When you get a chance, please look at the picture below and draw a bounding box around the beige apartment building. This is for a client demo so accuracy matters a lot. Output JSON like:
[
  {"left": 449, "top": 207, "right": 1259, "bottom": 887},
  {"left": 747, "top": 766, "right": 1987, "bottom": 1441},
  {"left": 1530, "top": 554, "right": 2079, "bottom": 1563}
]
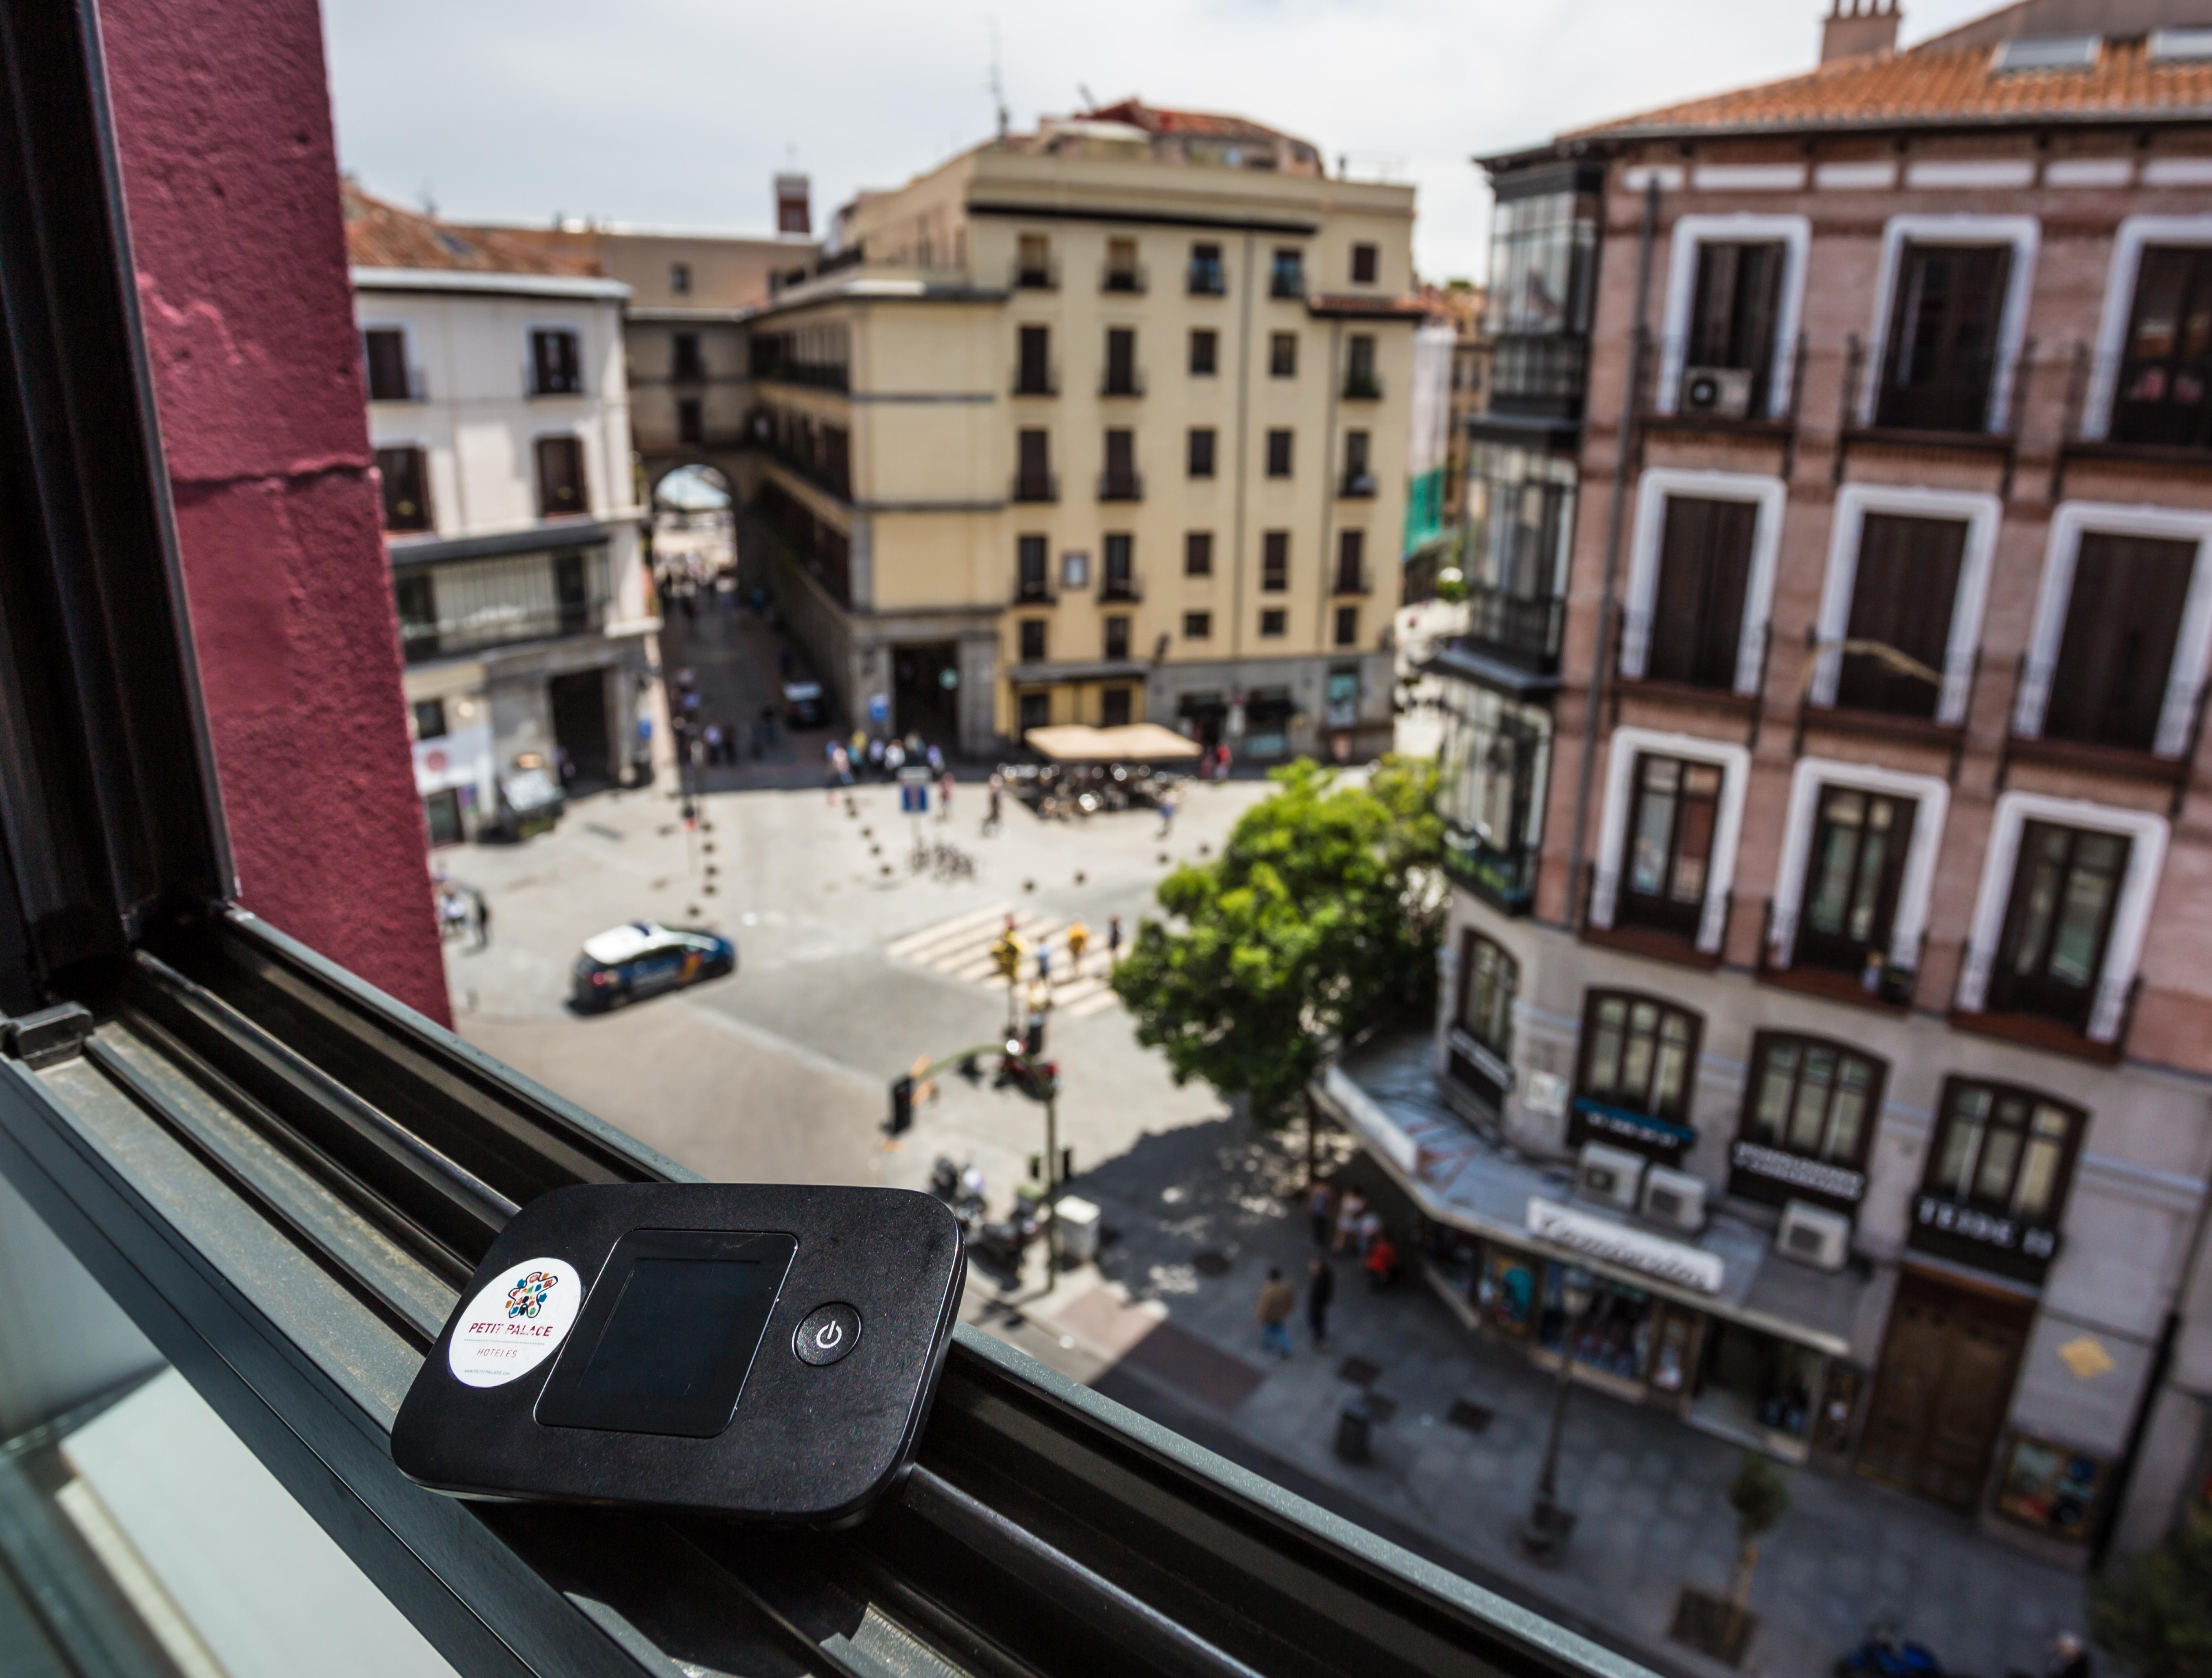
[
  {"left": 1326, "top": 0, "right": 2212, "bottom": 1566},
  {"left": 726, "top": 103, "right": 1421, "bottom": 757}
]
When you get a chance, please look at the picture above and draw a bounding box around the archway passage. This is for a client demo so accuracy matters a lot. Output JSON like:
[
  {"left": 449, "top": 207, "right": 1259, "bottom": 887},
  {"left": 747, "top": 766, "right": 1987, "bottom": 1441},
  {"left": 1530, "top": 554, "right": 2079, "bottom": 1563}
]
[
  {"left": 650, "top": 463, "right": 735, "bottom": 582},
  {"left": 891, "top": 641, "right": 961, "bottom": 750}
]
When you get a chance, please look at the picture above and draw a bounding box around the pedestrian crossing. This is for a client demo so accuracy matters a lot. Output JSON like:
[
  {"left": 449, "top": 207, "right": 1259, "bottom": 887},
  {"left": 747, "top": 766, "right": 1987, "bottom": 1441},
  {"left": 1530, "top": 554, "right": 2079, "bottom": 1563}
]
[{"left": 884, "top": 903, "right": 1124, "bottom": 1020}]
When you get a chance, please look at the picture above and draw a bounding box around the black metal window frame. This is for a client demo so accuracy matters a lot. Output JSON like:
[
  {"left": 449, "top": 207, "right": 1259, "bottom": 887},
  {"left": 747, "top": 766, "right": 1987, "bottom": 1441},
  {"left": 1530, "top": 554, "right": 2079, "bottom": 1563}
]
[{"left": 0, "top": 9, "right": 1655, "bottom": 1677}]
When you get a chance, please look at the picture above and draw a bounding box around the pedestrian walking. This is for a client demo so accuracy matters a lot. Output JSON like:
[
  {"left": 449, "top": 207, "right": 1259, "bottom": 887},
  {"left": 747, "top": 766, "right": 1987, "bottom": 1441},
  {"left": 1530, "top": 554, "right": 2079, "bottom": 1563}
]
[
  {"left": 1334, "top": 1187, "right": 1367, "bottom": 1255},
  {"left": 473, "top": 892, "right": 492, "bottom": 951},
  {"left": 867, "top": 737, "right": 884, "bottom": 775},
  {"left": 1255, "top": 1267, "right": 1296, "bottom": 1360},
  {"left": 703, "top": 722, "right": 723, "bottom": 766},
  {"left": 985, "top": 777, "right": 1003, "bottom": 835},
  {"left": 1363, "top": 1232, "right": 1400, "bottom": 1289},
  {"left": 1306, "top": 1179, "right": 1336, "bottom": 1246},
  {"left": 938, "top": 770, "right": 954, "bottom": 821},
  {"left": 884, "top": 739, "right": 906, "bottom": 775},
  {"left": 1107, "top": 914, "right": 1123, "bottom": 966},
  {"left": 1065, "top": 920, "right": 1089, "bottom": 974},
  {"left": 1305, "top": 1257, "right": 1334, "bottom": 1349},
  {"left": 850, "top": 727, "right": 867, "bottom": 764},
  {"left": 926, "top": 742, "right": 945, "bottom": 775},
  {"left": 826, "top": 744, "right": 849, "bottom": 801},
  {"left": 1036, "top": 943, "right": 1052, "bottom": 987},
  {"left": 1156, "top": 790, "right": 1177, "bottom": 839},
  {"left": 1356, "top": 1206, "right": 1384, "bottom": 1258}
]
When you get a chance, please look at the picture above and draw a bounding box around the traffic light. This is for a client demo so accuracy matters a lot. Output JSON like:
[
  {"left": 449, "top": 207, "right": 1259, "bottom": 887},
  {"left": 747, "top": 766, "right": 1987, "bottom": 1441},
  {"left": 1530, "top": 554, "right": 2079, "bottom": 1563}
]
[{"left": 888, "top": 1074, "right": 914, "bottom": 1134}]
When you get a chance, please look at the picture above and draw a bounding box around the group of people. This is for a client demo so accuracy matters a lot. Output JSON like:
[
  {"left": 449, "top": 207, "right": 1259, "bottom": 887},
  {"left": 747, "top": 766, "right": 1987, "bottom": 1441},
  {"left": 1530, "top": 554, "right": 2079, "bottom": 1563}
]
[
  {"left": 668, "top": 666, "right": 779, "bottom": 771},
  {"left": 1024, "top": 913, "right": 1124, "bottom": 987},
  {"left": 1255, "top": 1176, "right": 1409, "bottom": 1357}
]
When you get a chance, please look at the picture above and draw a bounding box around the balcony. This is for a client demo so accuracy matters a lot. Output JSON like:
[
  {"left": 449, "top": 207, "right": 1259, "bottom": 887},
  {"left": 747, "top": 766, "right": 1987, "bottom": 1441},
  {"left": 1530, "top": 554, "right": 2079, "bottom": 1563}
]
[
  {"left": 1949, "top": 938, "right": 2139, "bottom": 1065},
  {"left": 1578, "top": 863, "right": 1732, "bottom": 971},
  {"left": 1098, "top": 470, "right": 1143, "bottom": 503},
  {"left": 1186, "top": 262, "right": 1226, "bottom": 297},
  {"left": 1329, "top": 566, "right": 1371, "bottom": 597},
  {"left": 1755, "top": 899, "right": 1920, "bottom": 1014},
  {"left": 1012, "top": 256, "right": 1058, "bottom": 291},
  {"left": 1099, "top": 573, "right": 1142, "bottom": 604},
  {"left": 1012, "top": 573, "right": 1056, "bottom": 606},
  {"left": 2001, "top": 652, "right": 2205, "bottom": 798},
  {"left": 1338, "top": 469, "right": 1377, "bottom": 499},
  {"left": 1011, "top": 469, "right": 1058, "bottom": 504},
  {"left": 750, "top": 355, "right": 851, "bottom": 393},
  {"left": 1458, "top": 583, "right": 1563, "bottom": 674},
  {"left": 1444, "top": 826, "right": 1537, "bottom": 914},
  {"left": 2052, "top": 341, "right": 2212, "bottom": 497},
  {"left": 1489, "top": 332, "right": 1589, "bottom": 422},
  {"left": 1342, "top": 370, "right": 1383, "bottom": 402},
  {"left": 1269, "top": 267, "right": 1305, "bottom": 301},
  {"left": 1099, "top": 368, "right": 1145, "bottom": 398},
  {"left": 1011, "top": 363, "right": 1058, "bottom": 397},
  {"left": 1100, "top": 263, "right": 1147, "bottom": 295}
]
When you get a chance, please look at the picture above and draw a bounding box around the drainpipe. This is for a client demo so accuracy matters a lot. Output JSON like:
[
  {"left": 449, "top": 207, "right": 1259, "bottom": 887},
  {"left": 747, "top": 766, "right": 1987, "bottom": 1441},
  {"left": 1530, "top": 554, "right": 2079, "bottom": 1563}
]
[{"left": 1564, "top": 176, "right": 1660, "bottom": 930}]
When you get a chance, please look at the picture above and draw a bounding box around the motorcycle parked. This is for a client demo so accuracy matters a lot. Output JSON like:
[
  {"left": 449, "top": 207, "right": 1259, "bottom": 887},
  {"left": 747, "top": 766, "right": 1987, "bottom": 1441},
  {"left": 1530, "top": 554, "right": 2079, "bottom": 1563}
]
[{"left": 1836, "top": 1622, "right": 1960, "bottom": 1678}]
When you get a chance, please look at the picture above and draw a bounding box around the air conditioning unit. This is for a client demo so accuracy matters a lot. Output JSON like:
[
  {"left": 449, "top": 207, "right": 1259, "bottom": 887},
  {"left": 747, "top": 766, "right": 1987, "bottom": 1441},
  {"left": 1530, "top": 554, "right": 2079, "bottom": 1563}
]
[
  {"left": 1641, "top": 1166, "right": 1708, "bottom": 1234},
  {"left": 1777, "top": 1199, "right": 1853, "bottom": 1272},
  {"left": 1575, "top": 1143, "right": 1646, "bottom": 1214},
  {"left": 1681, "top": 365, "right": 1754, "bottom": 420}
]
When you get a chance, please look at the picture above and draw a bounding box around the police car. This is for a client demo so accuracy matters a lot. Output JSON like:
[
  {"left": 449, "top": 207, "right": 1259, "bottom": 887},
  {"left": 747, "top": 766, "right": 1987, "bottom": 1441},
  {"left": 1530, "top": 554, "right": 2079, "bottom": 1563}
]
[{"left": 571, "top": 921, "right": 736, "bottom": 1011}]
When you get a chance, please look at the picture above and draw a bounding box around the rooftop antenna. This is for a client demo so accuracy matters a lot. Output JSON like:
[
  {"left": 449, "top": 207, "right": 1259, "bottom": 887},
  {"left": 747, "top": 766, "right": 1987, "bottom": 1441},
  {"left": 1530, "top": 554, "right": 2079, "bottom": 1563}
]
[
  {"left": 987, "top": 17, "right": 1009, "bottom": 139},
  {"left": 1077, "top": 81, "right": 1097, "bottom": 111},
  {"left": 419, "top": 180, "right": 437, "bottom": 217}
]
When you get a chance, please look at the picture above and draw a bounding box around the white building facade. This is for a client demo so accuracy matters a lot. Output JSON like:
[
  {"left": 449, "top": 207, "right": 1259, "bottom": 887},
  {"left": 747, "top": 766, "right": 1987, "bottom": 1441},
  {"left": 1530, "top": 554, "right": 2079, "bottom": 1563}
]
[{"left": 353, "top": 264, "right": 661, "bottom": 841}]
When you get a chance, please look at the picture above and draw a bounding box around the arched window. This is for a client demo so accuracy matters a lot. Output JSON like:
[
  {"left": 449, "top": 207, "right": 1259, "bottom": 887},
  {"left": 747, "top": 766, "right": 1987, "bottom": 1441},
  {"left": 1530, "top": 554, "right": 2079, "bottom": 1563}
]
[{"left": 1729, "top": 1032, "right": 1886, "bottom": 1210}]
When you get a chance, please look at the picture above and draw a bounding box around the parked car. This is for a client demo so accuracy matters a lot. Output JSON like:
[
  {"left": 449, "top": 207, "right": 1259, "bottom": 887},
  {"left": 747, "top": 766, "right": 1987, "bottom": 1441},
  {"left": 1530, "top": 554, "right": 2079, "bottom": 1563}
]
[
  {"left": 783, "top": 681, "right": 828, "bottom": 728},
  {"left": 571, "top": 921, "right": 735, "bottom": 1011}
]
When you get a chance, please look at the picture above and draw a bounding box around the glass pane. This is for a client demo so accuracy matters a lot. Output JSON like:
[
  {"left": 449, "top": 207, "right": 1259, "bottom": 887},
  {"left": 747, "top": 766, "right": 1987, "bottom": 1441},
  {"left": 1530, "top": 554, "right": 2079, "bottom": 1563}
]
[
  {"left": 1827, "top": 1083, "right": 1866, "bottom": 1163},
  {"left": 1620, "top": 1013, "right": 1656, "bottom": 1099},
  {"left": 1669, "top": 791, "right": 1715, "bottom": 904},
  {"left": 1750, "top": 1040, "right": 1798, "bottom": 1145},
  {"left": 1587, "top": 998, "right": 1625, "bottom": 1092},
  {"left": 2008, "top": 837, "right": 2066, "bottom": 977},
  {"left": 1806, "top": 823, "right": 1859, "bottom": 935},
  {"left": 2048, "top": 862, "right": 2118, "bottom": 986},
  {"left": 1975, "top": 1126, "right": 2023, "bottom": 1205},
  {"left": 1935, "top": 1085, "right": 1990, "bottom": 1193},
  {"left": 1651, "top": 1016, "right": 1689, "bottom": 1114},
  {"left": 1788, "top": 1047, "right": 1835, "bottom": 1151},
  {"left": 2015, "top": 1136, "right": 2063, "bottom": 1221},
  {"left": 1629, "top": 781, "right": 1676, "bottom": 897},
  {"left": 1847, "top": 827, "right": 1890, "bottom": 944}
]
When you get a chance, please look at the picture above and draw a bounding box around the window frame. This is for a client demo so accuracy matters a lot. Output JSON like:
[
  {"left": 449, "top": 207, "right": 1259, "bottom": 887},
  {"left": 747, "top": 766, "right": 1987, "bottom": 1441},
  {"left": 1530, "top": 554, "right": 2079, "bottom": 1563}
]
[
  {"left": 532, "top": 432, "right": 588, "bottom": 519},
  {"left": 1653, "top": 215, "right": 1809, "bottom": 421},
  {"left": 1767, "top": 757, "right": 1948, "bottom": 980},
  {"left": 1859, "top": 215, "right": 2039, "bottom": 433},
  {"left": 1186, "top": 427, "right": 1216, "bottom": 479},
  {"left": 1265, "top": 428, "right": 1293, "bottom": 478},
  {"left": 1182, "top": 610, "right": 1211, "bottom": 640},
  {"left": 1809, "top": 484, "right": 1999, "bottom": 725},
  {"left": 1912, "top": 1077, "right": 2085, "bottom": 1275},
  {"left": 2081, "top": 214, "right": 2212, "bottom": 441},
  {"left": 360, "top": 324, "right": 413, "bottom": 402},
  {"left": 1570, "top": 988, "right": 1703, "bottom": 1156},
  {"left": 1183, "top": 531, "right": 1213, "bottom": 577},
  {"left": 1332, "top": 605, "right": 1359, "bottom": 648},
  {"left": 1258, "top": 608, "right": 1287, "bottom": 638},
  {"left": 2013, "top": 500, "right": 2212, "bottom": 758},
  {"left": 0, "top": 20, "right": 1649, "bottom": 1673},
  {"left": 1729, "top": 1030, "right": 1885, "bottom": 1210},
  {"left": 528, "top": 325, "right": 585, "bottom": 397},
  {"left": 1017, "top": 618, "right": 1048, "bottom": 664},
  {"left": 1260, "top": 530, "right": 1289, "bottom": 593},
  {"left": 1619, "top": 468, "right": 1784, "bottom": 698},
  {"left": 1269, "top": 332, "right": 1297, "bottom": 378},
  {"left": 1350, "top": 242, "right": 1379, "bottom": 285},
  {"left": 1589, "top": 727, "right": 1748, "bottom": 954},
  {"left": 374, "top": 443, "right": 433, "bottom": 533},
  {"left": 1187, "top": 328, "right": 1217, "bottom": 376}
]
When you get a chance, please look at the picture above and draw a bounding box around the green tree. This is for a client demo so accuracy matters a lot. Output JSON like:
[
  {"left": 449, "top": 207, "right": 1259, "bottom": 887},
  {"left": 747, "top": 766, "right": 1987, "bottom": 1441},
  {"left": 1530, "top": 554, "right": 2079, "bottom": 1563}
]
[
  {"left": 1725, "top": 1452, "right": 1791, "bottom": 1616},
  {"left": 2092, "top": 1507, "right": 2212, "bottom": 1678},
  {"left": 1110, "top": 756, "right": 1444, "bottom": 1126}
]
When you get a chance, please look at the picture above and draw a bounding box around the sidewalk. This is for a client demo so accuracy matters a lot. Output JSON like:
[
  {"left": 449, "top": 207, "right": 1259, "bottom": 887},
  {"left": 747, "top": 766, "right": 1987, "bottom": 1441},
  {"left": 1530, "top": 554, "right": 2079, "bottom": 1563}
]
[{"left": 965, "top": 1113, "right": 2087, "bottom": 1678}]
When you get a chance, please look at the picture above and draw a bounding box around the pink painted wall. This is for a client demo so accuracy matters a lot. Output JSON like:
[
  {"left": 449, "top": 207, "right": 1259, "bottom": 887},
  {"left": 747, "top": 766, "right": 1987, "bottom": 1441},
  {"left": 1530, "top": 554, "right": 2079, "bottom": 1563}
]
[{"left": 98, "top": 0, "right": 452, "bottom": 1024}]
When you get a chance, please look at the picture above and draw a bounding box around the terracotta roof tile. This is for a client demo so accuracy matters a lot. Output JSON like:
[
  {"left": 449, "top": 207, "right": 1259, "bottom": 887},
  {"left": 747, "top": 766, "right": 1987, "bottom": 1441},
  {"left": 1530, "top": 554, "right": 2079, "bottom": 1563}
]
[
  {"left": 342, "top": 185, "right": 601, "bottom": 277},
  {"left": 1570, "top": 34, "right": 2212, "bottom": 139}
]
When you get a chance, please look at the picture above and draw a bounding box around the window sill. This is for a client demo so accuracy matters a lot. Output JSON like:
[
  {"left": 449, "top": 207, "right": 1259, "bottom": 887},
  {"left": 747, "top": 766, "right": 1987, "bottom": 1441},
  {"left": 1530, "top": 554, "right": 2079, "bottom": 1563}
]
[
  {"left": 1613, "top": 676, "right": 1756, "bottom": 717},
  {"left": 1580, "top": 919, "right": 1724, "bottom": 971},
  {"left": 1799, "top": 706, "right": 1963, "bottom": 753},
  {"left": 2001, "top": 733, "right": 2188, "bottom": 786},
  {"left": 1757, "top": 959, "right": 1912, "bottom": 1015},
  {"left": 1946, "top": 1005, "right": 2121, "bottom": 1065}
]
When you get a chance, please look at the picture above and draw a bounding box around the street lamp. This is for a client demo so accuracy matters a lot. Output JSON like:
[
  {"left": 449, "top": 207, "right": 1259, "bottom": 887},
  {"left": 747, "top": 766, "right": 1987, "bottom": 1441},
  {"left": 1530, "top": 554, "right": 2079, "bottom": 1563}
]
[{"left": 1521, "top": 1266, "right": 1597, "bottom": 1561}]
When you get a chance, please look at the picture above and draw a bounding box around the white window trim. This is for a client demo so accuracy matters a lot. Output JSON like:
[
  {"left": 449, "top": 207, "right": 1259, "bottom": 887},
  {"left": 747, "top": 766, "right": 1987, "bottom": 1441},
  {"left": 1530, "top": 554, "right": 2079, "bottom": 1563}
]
[
  {"left": 1590, "top": 726, "right": 1751, "bottom": 954},
  {"left": 1620, "top": 469, "right": 1785, "bottom": 697},
  {"left": 1861, "top": 215, "right": 2040, "bottom": 431},
  {"left": 1809, "top": 483, "right": 2001, "bottom": 724},
  {"left": 2012, "top": 501, "right": 2212, "bottom": 757},
  {"left": 1654, "top": 215, "right": 1810, "bottom": 420},
  {"left": 2080, "top": 215, "right": 2212, "bottom": 441},
  {"left": 1957, "top": 792, "right": 2168, "bottom": 1042},
  {"left": 1766, "top": 757, "right": 1950, "bottom": 971},
  {"left": 357, "top": 319, "right": 421, "bottom": 402}
]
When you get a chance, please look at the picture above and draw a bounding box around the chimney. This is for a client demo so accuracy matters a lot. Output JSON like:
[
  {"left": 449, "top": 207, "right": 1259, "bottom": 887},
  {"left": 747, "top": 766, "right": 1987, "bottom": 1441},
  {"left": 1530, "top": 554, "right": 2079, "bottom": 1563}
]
[
  {"left": 1821, "top": 0, "right": 1901, "bottom": 64},
  {"left": 774, "top": 173, "right": 811, "bottom": 237}
]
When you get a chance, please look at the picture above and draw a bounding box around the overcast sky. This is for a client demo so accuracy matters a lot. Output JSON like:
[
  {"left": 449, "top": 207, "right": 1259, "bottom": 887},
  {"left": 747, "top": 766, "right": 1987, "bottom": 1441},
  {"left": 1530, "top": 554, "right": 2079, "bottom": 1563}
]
[{"left": 322, "top": 0, "right": 2001, "bottom": 282}]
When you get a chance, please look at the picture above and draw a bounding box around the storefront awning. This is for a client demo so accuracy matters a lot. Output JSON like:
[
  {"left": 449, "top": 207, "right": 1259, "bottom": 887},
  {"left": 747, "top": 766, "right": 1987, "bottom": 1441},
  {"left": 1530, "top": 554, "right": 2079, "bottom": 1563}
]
[{"left": 1025, "top": 723, "right": 1204, "bottom": 762}]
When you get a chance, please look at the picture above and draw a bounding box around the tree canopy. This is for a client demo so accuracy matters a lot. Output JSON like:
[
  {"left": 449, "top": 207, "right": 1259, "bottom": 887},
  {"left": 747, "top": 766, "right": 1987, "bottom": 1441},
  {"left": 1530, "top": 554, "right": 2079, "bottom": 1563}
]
[
  {"left": 2092, "top": 1507, "right": 2212, "bottom": 1678},
  {"left": 1110, "top": 756, "right": 1445, "bottom": 1126}
]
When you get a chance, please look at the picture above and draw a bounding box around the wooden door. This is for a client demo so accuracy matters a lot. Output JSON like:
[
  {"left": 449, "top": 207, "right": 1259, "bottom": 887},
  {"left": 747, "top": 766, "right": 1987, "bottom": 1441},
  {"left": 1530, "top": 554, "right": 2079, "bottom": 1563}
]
[
  {"left": 2045, "top": 532, "right": 2196, "bottom": 752},
  {"left": 1647, "top": 496, "right": 1757, "bottom": 690},
  {"left": 1838, "top": 513, "right": 1966, "bottom": 718},
  {"left": 1857, "top": 1273, "right": 2029, "bottom": 1511}
]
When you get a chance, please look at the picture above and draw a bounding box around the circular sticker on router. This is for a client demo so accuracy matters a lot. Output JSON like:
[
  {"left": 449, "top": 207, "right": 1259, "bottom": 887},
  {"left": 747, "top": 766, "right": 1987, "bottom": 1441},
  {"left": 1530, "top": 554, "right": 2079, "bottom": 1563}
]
[{"left": 447, "top": 1257, "right": 584, "bottom": 1388}]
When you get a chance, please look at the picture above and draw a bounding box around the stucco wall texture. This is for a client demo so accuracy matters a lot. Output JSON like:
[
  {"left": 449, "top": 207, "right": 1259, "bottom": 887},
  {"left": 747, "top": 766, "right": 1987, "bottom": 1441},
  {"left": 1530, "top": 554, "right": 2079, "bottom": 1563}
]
[{"left": 98, "top": 0, "right": 452, "bottom": 1024}]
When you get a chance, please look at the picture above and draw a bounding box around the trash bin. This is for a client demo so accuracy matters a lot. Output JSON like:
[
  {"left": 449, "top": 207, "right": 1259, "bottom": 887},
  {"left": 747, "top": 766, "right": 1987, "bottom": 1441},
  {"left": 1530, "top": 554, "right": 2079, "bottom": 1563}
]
[
  {"left": 1052, "top": 1195, "right": 1101, "bottom": 1264},
  {"left": 1334, "top": 1396, "right": 1372, "bottom": 1464}
]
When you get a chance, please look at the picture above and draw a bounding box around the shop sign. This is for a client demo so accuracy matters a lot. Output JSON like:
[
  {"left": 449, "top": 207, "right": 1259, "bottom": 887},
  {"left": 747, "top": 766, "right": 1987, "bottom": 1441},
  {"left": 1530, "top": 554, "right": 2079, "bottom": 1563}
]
[
  {"left": 413, "top": 723, "right": 490, "bottom": 795},
  {"left": 1912, "top": 1194, "right": 2059, "bottom": 1260},
  {"left": 1730, "top": 1140, "right": 1864, "bottom": 1204},
  {"left": 1525, "top": 1197, "right": 1725, "bottom": 1294}
]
